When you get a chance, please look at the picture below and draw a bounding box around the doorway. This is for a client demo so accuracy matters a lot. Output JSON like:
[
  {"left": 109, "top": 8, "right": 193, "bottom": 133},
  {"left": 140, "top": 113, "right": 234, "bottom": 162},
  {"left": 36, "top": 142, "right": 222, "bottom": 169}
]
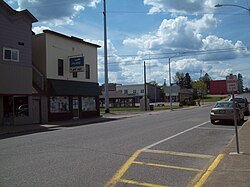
[{"left": 72, "top": 97, "right": 79, "bottom": 119}]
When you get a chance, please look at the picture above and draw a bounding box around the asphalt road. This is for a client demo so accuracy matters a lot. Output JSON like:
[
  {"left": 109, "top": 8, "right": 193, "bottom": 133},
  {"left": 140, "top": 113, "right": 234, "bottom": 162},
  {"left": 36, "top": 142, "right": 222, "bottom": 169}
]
[{"left": 0, "top": 103, "right": 243, "bottom": 187}]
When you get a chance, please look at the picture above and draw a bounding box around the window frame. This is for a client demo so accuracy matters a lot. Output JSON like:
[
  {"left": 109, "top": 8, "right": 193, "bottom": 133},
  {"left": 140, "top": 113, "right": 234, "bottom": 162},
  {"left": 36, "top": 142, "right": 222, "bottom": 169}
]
[
  {"left": 3, "top": 47, "right": 19, "bottom": 62},
  {"left": 50, "top": 96, "right": 69, "bottom": 113}
]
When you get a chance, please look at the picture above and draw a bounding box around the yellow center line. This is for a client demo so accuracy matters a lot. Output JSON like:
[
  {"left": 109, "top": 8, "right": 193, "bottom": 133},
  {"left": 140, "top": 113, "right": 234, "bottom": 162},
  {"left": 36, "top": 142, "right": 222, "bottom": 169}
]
[
  {"left": 194, "top": 154, "right": 225, "bottom": 187},
  {"left": 104, "top": 149, "right": 142, "bottom": 187},
  {"left": 142, "top": 149, "right": 213, "bottom": 159},
  {"left": 120, "top": 179, "right": 170, "bottom": 187},
  {"left": 133, "top": 161, "right": 202, "bottom": 172}
]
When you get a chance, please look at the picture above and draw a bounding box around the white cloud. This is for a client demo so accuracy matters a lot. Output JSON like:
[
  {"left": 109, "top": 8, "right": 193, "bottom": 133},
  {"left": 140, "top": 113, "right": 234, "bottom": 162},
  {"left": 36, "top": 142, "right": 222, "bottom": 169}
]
[
  {"left": 123, "top": 15, "right": 217, "bottom": 51},
  {"left": 200, "top": 35, "right": 249, "bottom": 61},
  {"left": 16, "top": 0, "right": 101, "bottom": 25},
  {"left": 74, "top": 4, "right": 85, "bottom": 12},
  {"left": 32, "top": 26, "right": 51, "bottom": 34},
  {"left": 144, "top": 0, "right": 219, "bottom": 14}
]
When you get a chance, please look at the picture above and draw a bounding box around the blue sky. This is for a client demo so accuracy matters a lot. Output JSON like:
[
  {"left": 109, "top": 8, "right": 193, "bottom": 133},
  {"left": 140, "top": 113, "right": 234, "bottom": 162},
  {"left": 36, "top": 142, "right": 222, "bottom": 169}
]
[{"left": 5, "top": 0, "right": 250, "bottom": 88}]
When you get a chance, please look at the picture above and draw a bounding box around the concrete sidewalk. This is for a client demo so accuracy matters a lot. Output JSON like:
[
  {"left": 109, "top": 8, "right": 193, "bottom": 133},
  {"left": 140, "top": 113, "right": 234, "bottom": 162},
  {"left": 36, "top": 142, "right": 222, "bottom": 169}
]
[
  {"left": 0, "top": 112, "right": 144, "bottom": 138},
  {"left": 202, "top": 119, "right": 250, "bottom": 187},
  {"left": 0, "top": 103, "right": 214, "bottom": 138}
]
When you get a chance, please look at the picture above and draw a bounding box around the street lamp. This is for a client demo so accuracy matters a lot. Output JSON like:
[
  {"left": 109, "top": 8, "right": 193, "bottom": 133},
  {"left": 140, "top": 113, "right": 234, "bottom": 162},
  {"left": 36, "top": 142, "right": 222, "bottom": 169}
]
[
  {"left": 214, "top": 3, "right": 250, "bottom": 12},
  {"left": 168, "top": 53, "right": 183, "bottom": 110}
]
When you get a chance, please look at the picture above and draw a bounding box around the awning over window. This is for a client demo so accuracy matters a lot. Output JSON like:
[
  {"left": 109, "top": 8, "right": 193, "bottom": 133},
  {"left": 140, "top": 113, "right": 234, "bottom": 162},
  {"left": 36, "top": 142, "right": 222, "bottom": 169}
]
[{"left": 48, "top": 79, "right": 100, "bottom": 96}]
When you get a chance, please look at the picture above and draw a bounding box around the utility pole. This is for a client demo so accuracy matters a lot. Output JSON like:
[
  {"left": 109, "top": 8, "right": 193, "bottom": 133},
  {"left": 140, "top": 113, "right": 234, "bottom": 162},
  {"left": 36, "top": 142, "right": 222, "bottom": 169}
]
[
  {"left": 169, "top": 58, "right": 172, "bottom": 110},
  {"left": 103, "top": 0, "right": 109, "bottom": 113},
  {"left": 144, "top": 61, "right": 147, "bottom": 111}
]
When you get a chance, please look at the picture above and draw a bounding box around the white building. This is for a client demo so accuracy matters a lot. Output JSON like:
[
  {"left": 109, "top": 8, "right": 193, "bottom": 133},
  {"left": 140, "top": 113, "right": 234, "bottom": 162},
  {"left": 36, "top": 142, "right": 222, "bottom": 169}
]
[
  {"left": 32, "top": 30, "right": 101, "bottom": 121},
  {"left": 116, "top": 83, "right": 161, "bottom": 103}
]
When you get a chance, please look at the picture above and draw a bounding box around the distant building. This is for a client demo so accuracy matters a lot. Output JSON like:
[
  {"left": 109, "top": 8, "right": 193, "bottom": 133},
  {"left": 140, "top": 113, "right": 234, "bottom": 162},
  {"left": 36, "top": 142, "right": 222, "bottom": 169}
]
[
  {"left": 210, "top": 80, "right": 227, "bottom": 94},
  {"left": 116, "top": 83, "right": 161, "bottom": 103},
  {"left": 99, "top": 91, "right": 135, "bottom": 107},
  {"left": 0, "top": 1, "right": 37, "bottom": 125},
  {"left": 163, "top": 84, "right": 193, "bottom": 103}
]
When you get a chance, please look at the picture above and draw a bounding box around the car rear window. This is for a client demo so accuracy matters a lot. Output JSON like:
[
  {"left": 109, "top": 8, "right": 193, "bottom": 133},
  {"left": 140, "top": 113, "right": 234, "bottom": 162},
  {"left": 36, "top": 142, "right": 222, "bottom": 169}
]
[{"left": 215, "top": 102, "right": 233, "bottom": 108}]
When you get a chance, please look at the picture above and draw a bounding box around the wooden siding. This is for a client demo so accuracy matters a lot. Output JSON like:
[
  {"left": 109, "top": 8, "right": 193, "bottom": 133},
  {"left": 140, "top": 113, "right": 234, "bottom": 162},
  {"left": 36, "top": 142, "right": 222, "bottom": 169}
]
[{"left": 0, "top": 5, "right": 33, "bottom": 94}]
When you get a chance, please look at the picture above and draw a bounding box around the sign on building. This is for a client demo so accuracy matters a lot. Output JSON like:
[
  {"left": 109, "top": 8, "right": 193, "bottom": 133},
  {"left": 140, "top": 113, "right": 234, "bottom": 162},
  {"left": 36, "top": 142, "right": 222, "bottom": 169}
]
[
  {"left": 226, "top": 74, "right": 238, "bottom": 93},
  {"left": 69, "top": 56, "right": 84, "bottom": 72}
]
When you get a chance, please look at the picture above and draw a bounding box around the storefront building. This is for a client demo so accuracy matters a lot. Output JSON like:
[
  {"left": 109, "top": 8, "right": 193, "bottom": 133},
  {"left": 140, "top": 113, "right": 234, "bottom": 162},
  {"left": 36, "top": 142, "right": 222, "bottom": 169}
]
[
  {"left": 32, "top": 30, "right": 101, "bottom": 121},
  {"left": 0, "top": 1, "right": 38, "bottom": 125}
]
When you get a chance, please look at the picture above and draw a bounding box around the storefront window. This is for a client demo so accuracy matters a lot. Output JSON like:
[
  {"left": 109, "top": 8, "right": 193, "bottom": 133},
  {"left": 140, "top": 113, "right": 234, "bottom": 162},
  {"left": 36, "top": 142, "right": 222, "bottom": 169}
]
[
  {"left": 82, "top": 97, "right": 96, "bottom": 111},
  {"left": 50, "top": 96, "right": 69, "bottom": 113},
  {"left": 14, "top": 96, "right": 29, "bottom": 117}
]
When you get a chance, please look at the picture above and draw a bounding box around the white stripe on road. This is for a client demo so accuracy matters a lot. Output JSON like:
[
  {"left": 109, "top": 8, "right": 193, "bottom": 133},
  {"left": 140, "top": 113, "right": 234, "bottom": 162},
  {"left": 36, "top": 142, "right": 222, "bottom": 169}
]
[
  {"left": 142, "top": 149, "right": 213, "bottom": 158},
  {"left": 142, "top": 121, "right": 210, "bottom": 150},
  {"left": 197, "top": 127, "right": 234, "bottom": 131}
]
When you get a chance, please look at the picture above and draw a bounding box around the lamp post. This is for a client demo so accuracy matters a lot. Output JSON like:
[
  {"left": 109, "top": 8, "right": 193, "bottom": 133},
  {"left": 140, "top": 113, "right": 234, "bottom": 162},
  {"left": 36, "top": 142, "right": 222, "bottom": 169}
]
[
  {"left": 215, "top": 3, "right": 250, "bottom": 12},
  {"left": 103, "top": 0, "right": 109, "bottom": 113},
  {"left": 215, "top": 3, "right": 249, "bottom": 154},
  {"left": 168, "top": 57, "right": 173, "bottom": 110},
  {"left": 168, "top": 53, "right": 183, "bottom": 111}
]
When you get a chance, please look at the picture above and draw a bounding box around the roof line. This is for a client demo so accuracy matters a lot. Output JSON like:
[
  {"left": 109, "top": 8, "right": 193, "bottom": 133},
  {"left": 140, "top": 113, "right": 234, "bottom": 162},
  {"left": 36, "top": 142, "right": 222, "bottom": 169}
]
[
  {"left": 43, "top": 30, "right": 101, "bottom": 48},
  {"left": 1, "top": 1, "right": 37, "bottom": 23}
]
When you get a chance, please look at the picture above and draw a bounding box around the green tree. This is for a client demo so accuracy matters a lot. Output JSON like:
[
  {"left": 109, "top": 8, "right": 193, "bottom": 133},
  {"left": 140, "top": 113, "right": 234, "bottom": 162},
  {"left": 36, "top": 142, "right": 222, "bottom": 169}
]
[
  {"left": 192, "top": 80, "right": 207, "bottom": 99},
  {"left": 184, "top": 73, "right": 192, "bottom": 88},
  {"left": 200, "top": 73, "right": 211, "bottom": 90},
  {"left": 174, "top": 72, "right": 185, "bottom": 88}
]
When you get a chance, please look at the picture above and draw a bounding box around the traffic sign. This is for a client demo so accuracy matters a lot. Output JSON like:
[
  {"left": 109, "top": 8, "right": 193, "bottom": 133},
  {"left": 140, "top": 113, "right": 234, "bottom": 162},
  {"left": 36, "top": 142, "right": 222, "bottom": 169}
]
[{"left": 226, "top": 74, "right": 238, "bottom": 93}]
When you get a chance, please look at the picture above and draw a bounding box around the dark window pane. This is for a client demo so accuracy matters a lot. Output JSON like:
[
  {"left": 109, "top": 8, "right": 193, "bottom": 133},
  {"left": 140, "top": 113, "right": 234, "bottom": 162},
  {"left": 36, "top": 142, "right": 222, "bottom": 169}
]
[
  {"left": 12, "top": 51, "right": 18, "bottom": 60},
  {"left": 73, "top": 72, "right": 77, "bottom": 78},
  {"left": 4, "top": 49, "right": 11, "bottom": 60},
  {"left": 58, "top": 59, "right": 64, "bottom": 76},
  {"left": 86, "top": 64, "right": 90, "bottom": 79}
]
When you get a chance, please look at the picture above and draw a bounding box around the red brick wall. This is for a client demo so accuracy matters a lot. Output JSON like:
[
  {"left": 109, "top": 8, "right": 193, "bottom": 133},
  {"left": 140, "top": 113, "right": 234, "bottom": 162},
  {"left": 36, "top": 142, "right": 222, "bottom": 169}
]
[{"left": 210, "top": 80, "right": 227, "bottom": 94}]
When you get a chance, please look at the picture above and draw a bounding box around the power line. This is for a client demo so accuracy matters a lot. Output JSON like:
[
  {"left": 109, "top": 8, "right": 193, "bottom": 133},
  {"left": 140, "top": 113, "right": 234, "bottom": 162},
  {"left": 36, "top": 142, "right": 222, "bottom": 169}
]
[{"left": 98, "top": 47, "right": 249, "bottom": 65}]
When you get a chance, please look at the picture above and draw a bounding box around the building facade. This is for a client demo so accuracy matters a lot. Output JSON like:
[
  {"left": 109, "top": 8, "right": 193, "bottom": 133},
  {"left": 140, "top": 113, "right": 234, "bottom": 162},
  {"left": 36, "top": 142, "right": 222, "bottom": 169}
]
[
  {"left": 164, "top": 84, "right": 193, "bottom": 103},
  {"left": 0, "top": 1, "right": 37, "bottom": 125},
  {"left": 116, "top": 83, "right": 161, "bottom": 103},
  {"left": 210, "top": 80, "right": 227, "bottom": 95},
  {"left": 32, "top": 30, "right": 101, "bottom": 121}
]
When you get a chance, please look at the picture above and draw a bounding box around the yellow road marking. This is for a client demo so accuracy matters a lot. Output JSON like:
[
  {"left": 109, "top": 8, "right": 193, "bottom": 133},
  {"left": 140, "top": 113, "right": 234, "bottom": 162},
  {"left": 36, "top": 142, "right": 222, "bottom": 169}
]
[
  {"left": 133, "top": 161, "right": 202, "bottom": 172},
  {"left": 120, "top": 179, "right": 170, "bottom": 187},
  {"left": 143, "top": 149, "right": 213, "bottom": 159},
  {"left": 104, "top": 149, "right": 142, "bottom": 187},
  {"left": 194, "top": 154, "right": 225, "bottom": 187}
]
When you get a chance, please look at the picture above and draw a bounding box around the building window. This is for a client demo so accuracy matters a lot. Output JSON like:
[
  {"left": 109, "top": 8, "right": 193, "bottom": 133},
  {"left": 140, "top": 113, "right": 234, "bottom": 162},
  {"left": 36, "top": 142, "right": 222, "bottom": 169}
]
[
  {"left": 133, "top": 90, "right": 136, "bottom": 94},
  {"left": 124, "top": 90, "right": 128, "bottom": 94},
  {"left": 14, "top": 96, "right": 29, "bottom": 117},
  {"left": 86, "top": 64, "right": 90, "bottom": 79},
  {"left": 140, "top": 89, "right": 144, "bottom": 93},
  {"left": 58, "top": 59, "right": 64, "bottom": 76},
  {"left": 73, "top": 72, "right": 77, "bottom": 78},
  {"left": 82, "top": 97, "right": 96, "bottom": 111},
  {"left": 50, "top": 96, "right": 69, "bottom": 113},
  {"left": 3, "top": 48, "right": 19, "bottom": 62}
]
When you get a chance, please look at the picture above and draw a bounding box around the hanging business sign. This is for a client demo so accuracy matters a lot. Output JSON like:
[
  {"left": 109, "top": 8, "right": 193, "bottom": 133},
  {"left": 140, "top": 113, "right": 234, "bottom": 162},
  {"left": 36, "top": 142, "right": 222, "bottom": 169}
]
[
  {"left": 69, "top": 56, "right": 84, "bottom": 72},
  {"left": 226, "top": 74, "right": 238, "bottom": 93}
]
